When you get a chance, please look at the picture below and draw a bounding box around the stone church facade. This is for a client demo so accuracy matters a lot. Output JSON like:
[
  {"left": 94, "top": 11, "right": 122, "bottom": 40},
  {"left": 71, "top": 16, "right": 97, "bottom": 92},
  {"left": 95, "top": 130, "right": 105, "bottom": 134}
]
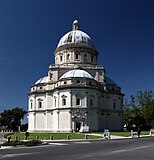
[{"left": 28, "top": 20, "right": 124, "bottom": 132}]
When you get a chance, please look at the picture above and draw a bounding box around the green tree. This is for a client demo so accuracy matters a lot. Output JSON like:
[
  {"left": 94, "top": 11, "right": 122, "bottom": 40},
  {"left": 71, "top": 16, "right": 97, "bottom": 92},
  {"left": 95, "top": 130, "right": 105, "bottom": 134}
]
[
  {"left": 134, "top": 90, "right": 154, "bottom": 128},
  {"left": 0, "top": 109, "right": 12, "bottom": 129},
  {"left": 0, "top": 107, "right": 27, "bottom": 131},
  {"left": 124, "top": 90, "right": 154, "bottom": 130},
  {"left": 11, "top": 107, "right": 27, "bottom": 130},
  {"left": 123, "top": 99, "right": 144, "bottom": 130},
  {"left": 142, "top": 100, "right": 154, "bottom": 128}
]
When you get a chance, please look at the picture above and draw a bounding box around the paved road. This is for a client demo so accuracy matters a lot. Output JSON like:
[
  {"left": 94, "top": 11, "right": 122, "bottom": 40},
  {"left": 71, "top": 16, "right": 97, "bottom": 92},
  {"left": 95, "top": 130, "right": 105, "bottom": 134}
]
[
  {"left": 0, "top": 137, "right": 154, "bottom": 160},
  {"left": 0, "top": 132, "right": 11, "bottom": 145},
  {"left": 0, "top": 132, "right": 14, "bottom": 139},
  {"left": 0, "top": 133, "right": 7, "bottom": 139}
]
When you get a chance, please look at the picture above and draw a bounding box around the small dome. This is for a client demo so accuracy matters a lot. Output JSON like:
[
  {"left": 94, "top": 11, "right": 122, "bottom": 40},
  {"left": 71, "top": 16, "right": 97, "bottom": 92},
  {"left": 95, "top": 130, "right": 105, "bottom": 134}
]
[
  {"left": 73, "top": 19, "right": 78, "bottom": 25},
  {"left": 35, "top": 76, "right": 49, "bottom": 84},
  {"left": 57, "top": 20, "right": 95, "bottom": 48},
  {"left": 60, "top": 69, "right": 93, "bottom": 80}
]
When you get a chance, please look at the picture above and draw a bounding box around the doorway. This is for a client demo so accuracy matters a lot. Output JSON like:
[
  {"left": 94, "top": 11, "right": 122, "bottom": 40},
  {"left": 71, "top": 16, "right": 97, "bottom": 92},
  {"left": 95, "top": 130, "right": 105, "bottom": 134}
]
[{"left": 75, "top": 123, "right": 81, "bottom": 132}]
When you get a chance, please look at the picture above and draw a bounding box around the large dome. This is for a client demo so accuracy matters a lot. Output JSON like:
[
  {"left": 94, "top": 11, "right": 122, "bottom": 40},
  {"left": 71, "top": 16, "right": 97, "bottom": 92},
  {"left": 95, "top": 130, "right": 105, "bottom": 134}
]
[
  {"left": 60, "top": 69, "right": 93, "bottom": 80},
  {"left": 57, "top": 20, "right": 95, "bottom": 49}
]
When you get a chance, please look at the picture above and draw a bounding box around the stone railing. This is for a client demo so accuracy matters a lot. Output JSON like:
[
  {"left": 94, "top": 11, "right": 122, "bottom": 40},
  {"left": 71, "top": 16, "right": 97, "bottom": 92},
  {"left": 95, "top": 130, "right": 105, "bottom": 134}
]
[{"left": 49, "top": 64, "right": 104, "bottom": 70}]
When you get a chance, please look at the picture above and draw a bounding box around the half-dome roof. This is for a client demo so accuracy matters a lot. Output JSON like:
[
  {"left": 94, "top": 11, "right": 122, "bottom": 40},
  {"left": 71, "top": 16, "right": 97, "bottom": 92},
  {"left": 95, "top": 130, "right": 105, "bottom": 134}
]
[
  {"left": 57, "top": 20, "right": 95, "bottom": 49},
  {"left": 35, "top": 76, "right": 48, "bottom": 84},
  {"left": 59, "top": 69, "right": 93, "bottom": 80}
]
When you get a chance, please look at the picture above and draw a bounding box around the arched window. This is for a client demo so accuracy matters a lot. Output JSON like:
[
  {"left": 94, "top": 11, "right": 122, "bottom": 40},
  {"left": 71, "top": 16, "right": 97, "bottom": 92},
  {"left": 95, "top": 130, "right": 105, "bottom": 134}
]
[
  {"left": 84, "top": 54, "right": 87, "bottom": 62},
  {"left": 30, "top": 99, "right": 33, "bottom": 109},
  {"left": 75, "top": 53, "right": 79, "bottom": 60},
  {"left": 60, "top": 55, "right": 63, "bottom": 61},
  {"left": 38, "top": 101, "right": 42, "bottom": 108},
  {"left": 62, "top": 99, "right": 66, "bottom": 106},
  {"left": 61, "top": 95, "right": 67, "bottom": 106},
  {"left": 38, "top": 98, "right": 43, "bottom": 108}
]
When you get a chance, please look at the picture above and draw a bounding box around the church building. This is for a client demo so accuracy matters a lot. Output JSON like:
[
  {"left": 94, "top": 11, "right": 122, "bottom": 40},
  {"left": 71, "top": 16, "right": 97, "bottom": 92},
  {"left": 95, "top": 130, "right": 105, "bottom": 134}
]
[{"left": 28, "top": 20, "right": 124, "bottom": 132}]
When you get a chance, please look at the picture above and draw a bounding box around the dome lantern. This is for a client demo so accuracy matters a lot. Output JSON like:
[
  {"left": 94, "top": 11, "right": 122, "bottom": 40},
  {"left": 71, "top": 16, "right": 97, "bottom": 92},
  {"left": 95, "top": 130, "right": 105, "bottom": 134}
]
[{"left": 72, "top": 20, "right": 79, "bottom": 30}]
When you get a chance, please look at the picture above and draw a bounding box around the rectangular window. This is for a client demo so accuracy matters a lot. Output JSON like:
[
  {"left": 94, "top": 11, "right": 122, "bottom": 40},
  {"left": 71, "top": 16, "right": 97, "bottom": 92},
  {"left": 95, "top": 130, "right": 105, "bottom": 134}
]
[
  {"left": 76, "top": 98, "right": 80, "bottom": 105},
  {"left": 62, "top": 99, "right": 66, "bottom": 106},
  {"left": 90, "top": 99, "right": 93, "bottom": 106},
  {"left": 38, "top": 101, "right": 42, "bottom": 108},
  {"left": 67, "top": 54, "right": 70, "bottom": 60}
]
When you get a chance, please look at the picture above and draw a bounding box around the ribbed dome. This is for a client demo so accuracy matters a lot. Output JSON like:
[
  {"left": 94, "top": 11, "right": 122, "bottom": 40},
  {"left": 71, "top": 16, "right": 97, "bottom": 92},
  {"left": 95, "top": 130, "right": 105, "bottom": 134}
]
[
  {"left": 57, "top": 20, "right": 95, "bottom": 48},
  {"left": 60, "top": 69, "right": 93, "bottom": 80},
  {"left": 35, "top": 76, "right": 48, "bottom": 84}
]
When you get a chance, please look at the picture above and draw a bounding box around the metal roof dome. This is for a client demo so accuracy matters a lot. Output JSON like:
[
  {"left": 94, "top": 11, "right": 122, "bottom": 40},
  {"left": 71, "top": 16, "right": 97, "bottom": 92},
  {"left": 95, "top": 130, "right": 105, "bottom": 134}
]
[
  {"left": 35, "top": 76, "right": 48, "bottom": 84},
  {"left": 59, "top": 69, "right": 93, "bottom": 80},
  {"left": 57, "top": 20, "right": 95, "bottom": 48}
]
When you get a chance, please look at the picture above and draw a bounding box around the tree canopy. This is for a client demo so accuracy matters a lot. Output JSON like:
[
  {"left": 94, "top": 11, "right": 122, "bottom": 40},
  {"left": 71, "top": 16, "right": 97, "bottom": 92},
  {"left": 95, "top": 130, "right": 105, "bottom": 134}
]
[
  {"left": 0, "top": 107, "right": 27, "bottom": 131},
  {"left": 124, "top": 90, "right": 154, "bottom": 130}
]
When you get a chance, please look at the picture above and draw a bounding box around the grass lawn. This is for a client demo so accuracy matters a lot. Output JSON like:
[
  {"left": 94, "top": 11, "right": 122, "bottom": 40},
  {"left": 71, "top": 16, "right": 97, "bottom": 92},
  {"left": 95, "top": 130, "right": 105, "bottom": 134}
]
[
  {"left": 140, "top": 131, "right": 150, "bottom": 135},
  {"left": 9, "top": 132, "right": 101, "bottom": 140},
  {"left": 111, "top": 132, "right": 131, "bottom": 137},
  {"left": 6, "top": 131, "right": 150, "bottom": 140},
  {"left": 94, "top": 132, "right": 131, "bottom": 137}
]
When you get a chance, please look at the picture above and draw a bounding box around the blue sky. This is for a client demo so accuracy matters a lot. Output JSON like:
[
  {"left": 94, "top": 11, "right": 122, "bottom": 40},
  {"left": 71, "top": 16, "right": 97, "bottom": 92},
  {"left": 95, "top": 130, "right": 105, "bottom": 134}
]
[{"left": 0, "top": 0, "right": 154, "bottom": 121}]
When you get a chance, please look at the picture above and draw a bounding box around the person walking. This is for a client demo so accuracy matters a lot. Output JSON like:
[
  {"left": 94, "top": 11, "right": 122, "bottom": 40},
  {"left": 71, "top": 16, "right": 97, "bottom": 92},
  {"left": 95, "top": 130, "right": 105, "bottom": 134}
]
[{"left": 137, "top": 127, "right": 141, "bottom": 137}]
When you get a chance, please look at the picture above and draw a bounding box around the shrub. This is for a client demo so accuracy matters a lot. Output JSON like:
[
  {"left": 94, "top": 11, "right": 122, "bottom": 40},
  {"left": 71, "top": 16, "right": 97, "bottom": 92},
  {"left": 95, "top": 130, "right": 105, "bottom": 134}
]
[
  {"left": 2, "top": 140, "right": 42, "bottom": 147},
  {"left": 25, "top": 140, "right": 42, "bottom": 146},
  {"left": 2, "top": 141, "right": 25, "bottom": 146}
]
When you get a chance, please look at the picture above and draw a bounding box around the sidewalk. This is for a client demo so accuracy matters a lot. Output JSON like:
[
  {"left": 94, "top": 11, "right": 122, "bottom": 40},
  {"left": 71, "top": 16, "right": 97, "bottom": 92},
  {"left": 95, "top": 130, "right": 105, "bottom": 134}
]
[{"left": 86, "top": 133, "right": 153, "bottom": 140}]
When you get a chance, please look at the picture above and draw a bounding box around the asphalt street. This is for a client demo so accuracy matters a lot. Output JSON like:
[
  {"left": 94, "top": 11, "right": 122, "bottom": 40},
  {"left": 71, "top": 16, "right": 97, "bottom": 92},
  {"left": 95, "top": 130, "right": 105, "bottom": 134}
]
[{"left": 0, "top": 137, "right": 154, "bottom": 160}]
